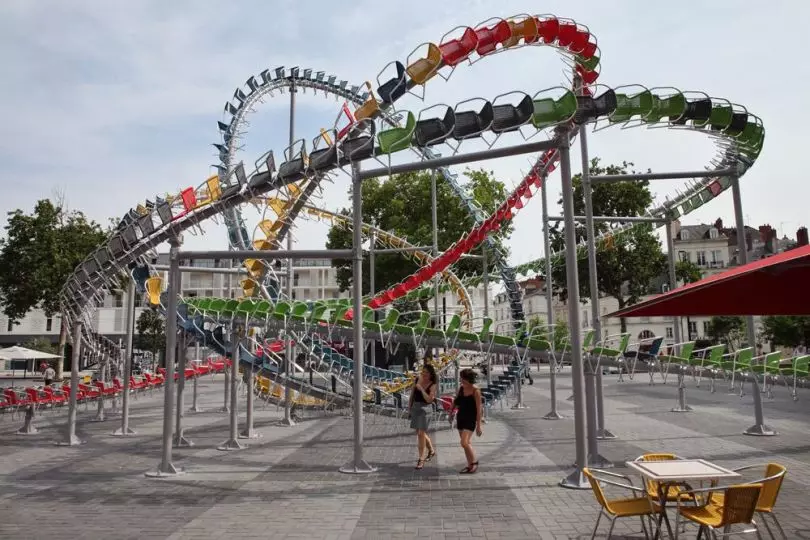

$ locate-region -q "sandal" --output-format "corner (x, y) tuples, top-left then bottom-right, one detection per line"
(415, 459), (425, 470)
(426, 449), (436, 462)
(459, 465), (472, 474)
(469, 461), (479, 474)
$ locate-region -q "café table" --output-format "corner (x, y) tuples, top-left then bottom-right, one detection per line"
(626, 459), (740, 539)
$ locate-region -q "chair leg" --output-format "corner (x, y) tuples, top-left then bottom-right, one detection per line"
(758, 512), (776, 540)
(639, 515), (650, 540)
(605, 516), (616, 539)
(767, 512), (788, 540)
(590, 509), (603, 540)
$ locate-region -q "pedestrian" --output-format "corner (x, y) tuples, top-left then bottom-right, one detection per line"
(409, 363), (437, 470)
(451, 368), (483, 474)
(43, 363), (56, 386)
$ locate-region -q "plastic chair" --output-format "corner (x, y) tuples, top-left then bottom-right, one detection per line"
(675, 483), (763, 539)
(377, 111), (416, 154)
(583, 467), (662, 539)
(531, 88), (577, 129)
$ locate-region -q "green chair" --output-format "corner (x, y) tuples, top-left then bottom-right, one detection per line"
(392, 310), (431, 347)
(235, 298), (259, 324)
(779, 355), (809, 401)
(575, 53), (600, 72)
(289, 301), (310, 325)
(377, 111), (416, 154)
(751, 352), (782, 399)
(609, 88), (654, 124)
(253, 300), (272, 322)
(271, 301), (291, 324)
(721, 347), (753, 395)
(658, 341), (696, 384)
(694, 345), (725, 392)
(708, 101), (734, 132)
(646, 89), (686, 124)
(219, 299), (239, 321)
(531, 89), (577, 129)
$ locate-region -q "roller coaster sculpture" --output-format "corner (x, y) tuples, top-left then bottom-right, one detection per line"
(56, 14), (767, 434)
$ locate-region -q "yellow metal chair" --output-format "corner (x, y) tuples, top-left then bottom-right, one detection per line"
(711, 464), (787, 539)
(634, 453), (694, 503)
(406, 43), (442, 85)
(584, 467), (662, 539)
(676, 484), (762, 539)
(145, 277), (163, 305)
(354, 82), (379, 121)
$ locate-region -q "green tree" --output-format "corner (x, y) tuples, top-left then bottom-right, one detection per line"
(22, 336), (57, 355)
(675, 260), (703, 285)
(135, 307), (166, 367)
(0, 199), (107, 380)
(326, 168), (511, 299)
(550, 159), (667, 333)
(762, 316), (810, 349)
(706, 316), (745, 349)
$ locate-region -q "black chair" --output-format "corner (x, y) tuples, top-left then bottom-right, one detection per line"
(376, 61), (407, 104)
(491, 94), (534, 133)
(574, 89), (617, 124)
(672, 97), (711, 126)
(413, 106), (456, 147)
(453, 100), (494, 140)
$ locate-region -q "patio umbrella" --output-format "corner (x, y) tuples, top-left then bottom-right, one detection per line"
(0, 346), (60, 360)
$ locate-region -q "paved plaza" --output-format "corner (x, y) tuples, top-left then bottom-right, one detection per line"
(2, 371), (810, 539)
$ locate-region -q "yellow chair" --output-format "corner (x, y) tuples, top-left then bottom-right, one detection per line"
(204, 175), (222, 202)
(634, 453), (694, 503)
(145, 277), (163, 305)
(406, 43), (441, 85)
(584, 467), (662, 539)
(258, 219), (277, 237)
(266, 197), (287, 216)
(243, 259), (264, 278)
(677, 484), (762, 538)
(253, 238), (273, 251)
(240, 278), (258, 297)
(354, 82), (379, 121)
(712, 463), (787, 539)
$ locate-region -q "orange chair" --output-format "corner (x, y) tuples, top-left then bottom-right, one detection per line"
(676, 484), (762, 538)
(712, 464), (787, 539)
(583, 467), (662, 539)
(634, 453), (694, 503)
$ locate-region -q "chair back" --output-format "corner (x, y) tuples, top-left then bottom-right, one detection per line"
(582, 468), (610, 511)
(719, 484), (762, 527)
(635, 453), (681, 496)
(757, 463), (786, 512)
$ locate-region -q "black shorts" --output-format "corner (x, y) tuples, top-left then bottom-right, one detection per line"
(456, 416), (477, 433)
(45, 379), (53, 386)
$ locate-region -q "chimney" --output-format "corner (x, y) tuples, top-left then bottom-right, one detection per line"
(714, 217), (724, 230)
(798, 227), (809, 247)
(759, 224), (776, 253)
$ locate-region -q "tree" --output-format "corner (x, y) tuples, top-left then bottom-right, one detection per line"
(706, 316), (745, 349)
(22, 336), (57, 356)
(550, 159), (667, 333)
(135, 307), (166, 367)
(762, 316), (810, 350)
(0, 199), (108, 380)
(675, 260), (703, 341)
(326, 168), (512, 298)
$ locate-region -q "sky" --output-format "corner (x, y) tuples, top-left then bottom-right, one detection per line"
(1, 0), (807, 271)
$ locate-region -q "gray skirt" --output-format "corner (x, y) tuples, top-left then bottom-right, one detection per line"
(410, 402), (431, 430)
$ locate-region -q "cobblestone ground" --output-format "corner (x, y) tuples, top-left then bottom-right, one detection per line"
(2, 370), (810, 539)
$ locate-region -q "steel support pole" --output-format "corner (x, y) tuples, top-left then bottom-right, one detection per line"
(146, 236), (182, 477)
(113, 280), (137, 436)
(173, 330), (193, 447)
(431, 170), (440, 361)
(369, 230), (376, 369)
(579, 123), (614, 443)
(340, 161), (377, 474)
(282, 78), (296, 427)
(93, 351), (106, 422)
(482, 246), (492, 387)
(57, 322), (83, 446)
(557, 137), (590, 490)
(541, 176), (563, 420)
(240, 359), (259, 439)
(218, 327), (246, 450)
(190, 343), (203, 413)
(666, 220), (692, 412)
(731, 177), (776, 436)
(221, 259), (231, 413)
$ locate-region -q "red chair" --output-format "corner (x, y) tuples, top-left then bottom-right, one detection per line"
(576, 64), (599, 85)
(3, 388), (32, 418)
(43, 386), (67, 406)
(439, 27), (478, 66)
(93, 381), (117, 397)
(536, 16), (560, 44)
(79, 383), (101, 400)
(129, 376), (148, 392)
(474, 19), (511, 56)
(25, 387), (50, 410)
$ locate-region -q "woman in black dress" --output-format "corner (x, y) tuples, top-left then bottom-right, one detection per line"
(451, 368), (483, 474)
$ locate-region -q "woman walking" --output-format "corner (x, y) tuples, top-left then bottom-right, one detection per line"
(452, 368), (483, 474)
(409, 363), (437, 470)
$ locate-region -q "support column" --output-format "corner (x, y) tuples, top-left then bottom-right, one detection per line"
(57, 321), (83, 445)
(579, 120), (614, 445)
(666, 220), (691, 412)
(113, 279), (137, 436)
(340, 161), (377, 474)
(369, 230), (376, 368)
(541, 174), (564, 421)
(173, 330), (193, 447)
(282, 77), (296, 427)
(220, 262), (231, 413)
(732, 176), (776, 436)
(218, 327), (246, 450)
(431, 169), (440, 361)
(482, 246), (492, 388)
(240, 359), (260, 439)
(146, 235), (183, 477)
(189, 343), (204, 413)
(557, 137), (590, 490)
(93, 351), (106, 422)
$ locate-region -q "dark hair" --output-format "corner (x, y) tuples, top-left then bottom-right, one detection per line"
(421, 363), (437, 384)
(460, 368), (477, 384)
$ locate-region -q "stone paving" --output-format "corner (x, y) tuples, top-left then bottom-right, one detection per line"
(2, 369), (810, 539)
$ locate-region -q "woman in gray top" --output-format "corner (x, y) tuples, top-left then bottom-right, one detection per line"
(409, 364), (437, 470)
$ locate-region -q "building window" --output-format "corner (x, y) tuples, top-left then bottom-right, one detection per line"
(638, 330), (655, 340)
(679, 251), (690, 262)
(293, 272), (300, 287)
(666, 327), (673, 339)
(709, 228), (719, 239)
(703, 321), (710, 335)
(114, 293), (124, 308)
(7, 319), (13, 332)
(688, 321), (698, 339)
(696, 251), (707, 265)
(46, 318), (53, 332)
(681, 230), (690, 240)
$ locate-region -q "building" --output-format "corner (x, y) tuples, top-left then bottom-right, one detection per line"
(0, 256), (350, 350)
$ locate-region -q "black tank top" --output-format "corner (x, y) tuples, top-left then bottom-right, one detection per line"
(413, 382), (433, 403)
(454, 389), (477, 418)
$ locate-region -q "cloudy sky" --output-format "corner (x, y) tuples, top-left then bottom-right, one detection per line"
(1, 0), (807, 269)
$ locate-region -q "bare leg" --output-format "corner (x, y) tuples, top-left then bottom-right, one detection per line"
(459, 430), (476, 466)
(416, 430), (426, 459)
(425, 432), (435, 455)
